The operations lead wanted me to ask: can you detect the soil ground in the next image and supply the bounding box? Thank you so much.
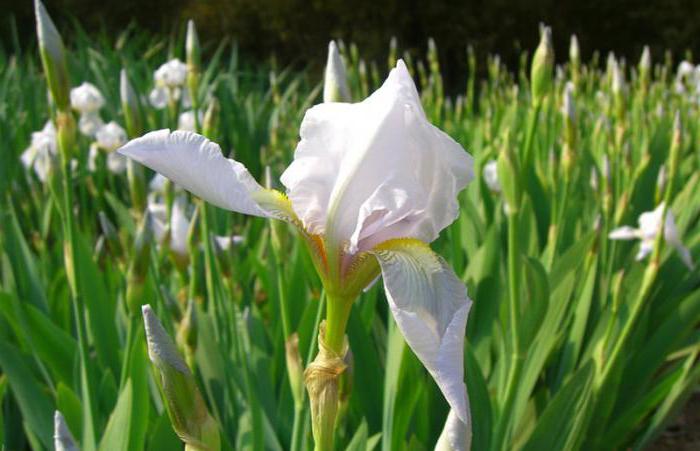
[649,392,700,450]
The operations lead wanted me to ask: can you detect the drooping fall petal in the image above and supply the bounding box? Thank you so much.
[371,238,472,423]
[119,130,268,217]
[435,409,472,451]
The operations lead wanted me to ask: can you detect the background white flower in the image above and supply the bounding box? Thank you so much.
[178,110,204,132]
[609,203,694,269]
[21,120,57,182]
[482,159,500,192]
[70,82,104,114]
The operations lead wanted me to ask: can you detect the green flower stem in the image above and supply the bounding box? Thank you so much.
[522,101,542,170]
[57,129,97,451]
[324,293,353,354]
[494,211,524,450]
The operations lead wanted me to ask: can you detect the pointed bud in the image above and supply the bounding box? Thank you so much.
[665,111,682,200]
[35,0,70,111]
[656,165,667,204]
[126,212,154,315]
[142,305,220,451]
[98,211,122,257]
[530,24,554,105]
[323,41,350,103]
[54,411,79,451]
[562,81,576,122]
[639,46,651,72]
[186,20,201,108]
[569,34,580,68]
[202,96,220,138]
[177,298,198,368]
[120,69,143,137]
[285,333,305,407]
[388,36,398,69]
[496,134,521,215]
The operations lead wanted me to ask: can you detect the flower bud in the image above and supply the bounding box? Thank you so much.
[98,211,122,257]
[186,20,201,108]
[285,333,305,407]
[665,111,682,199]
[655,164,667,204]
[35,0,70,111]
[54,411,79,451]
[126,212,154,315]
[120,69,144,137]
[569,34,580,70]
[305,321,348,451]
[496,135,521,215]
[639,46,651,92]
[177,298,198,369]
[388,36,398,69]
[611,60,626,122]
[530,24,554,105]
[323,41,350,103]
[56,111,77,161]
[142,305,220,451]
[202,97,220,138]
[561,81,577,178]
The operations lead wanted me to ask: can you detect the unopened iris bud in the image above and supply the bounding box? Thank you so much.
[388,36,398,69]
[142,305,220,451]
[56,111,77,160]
[655,165,667,204]
[177,298,198,369]
[561,82,576,178]
[126,212,154,315]
[323,41,350,103]
[611,61,626,122]
[531,24,554,105]
[98,211,122,257]
[186,20,201,108]
[35,0,70,111]
[285,333,305,407]
[202,96,220,138]
[569,34,580,75]
[54,411,79,451]
[666,111,682,199]
[120,69,144,137]
[496,135,521,215]
[639,46,651,92]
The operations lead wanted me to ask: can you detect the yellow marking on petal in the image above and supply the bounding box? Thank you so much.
[371,238,442,273]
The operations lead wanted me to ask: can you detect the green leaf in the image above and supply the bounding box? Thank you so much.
[521,361,594,451]
[0,341,53,449]
[1,199,48,312]
[465,344,492,451]
[98,378,133,451]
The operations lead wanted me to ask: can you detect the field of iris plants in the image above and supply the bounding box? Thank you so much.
[1,2,699,450]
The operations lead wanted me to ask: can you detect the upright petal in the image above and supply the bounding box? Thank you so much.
[282,60,472,254]
[371,238,471,423]
[119,130,268,217]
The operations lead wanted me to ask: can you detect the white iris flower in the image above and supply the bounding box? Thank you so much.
[120,61,475,444]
